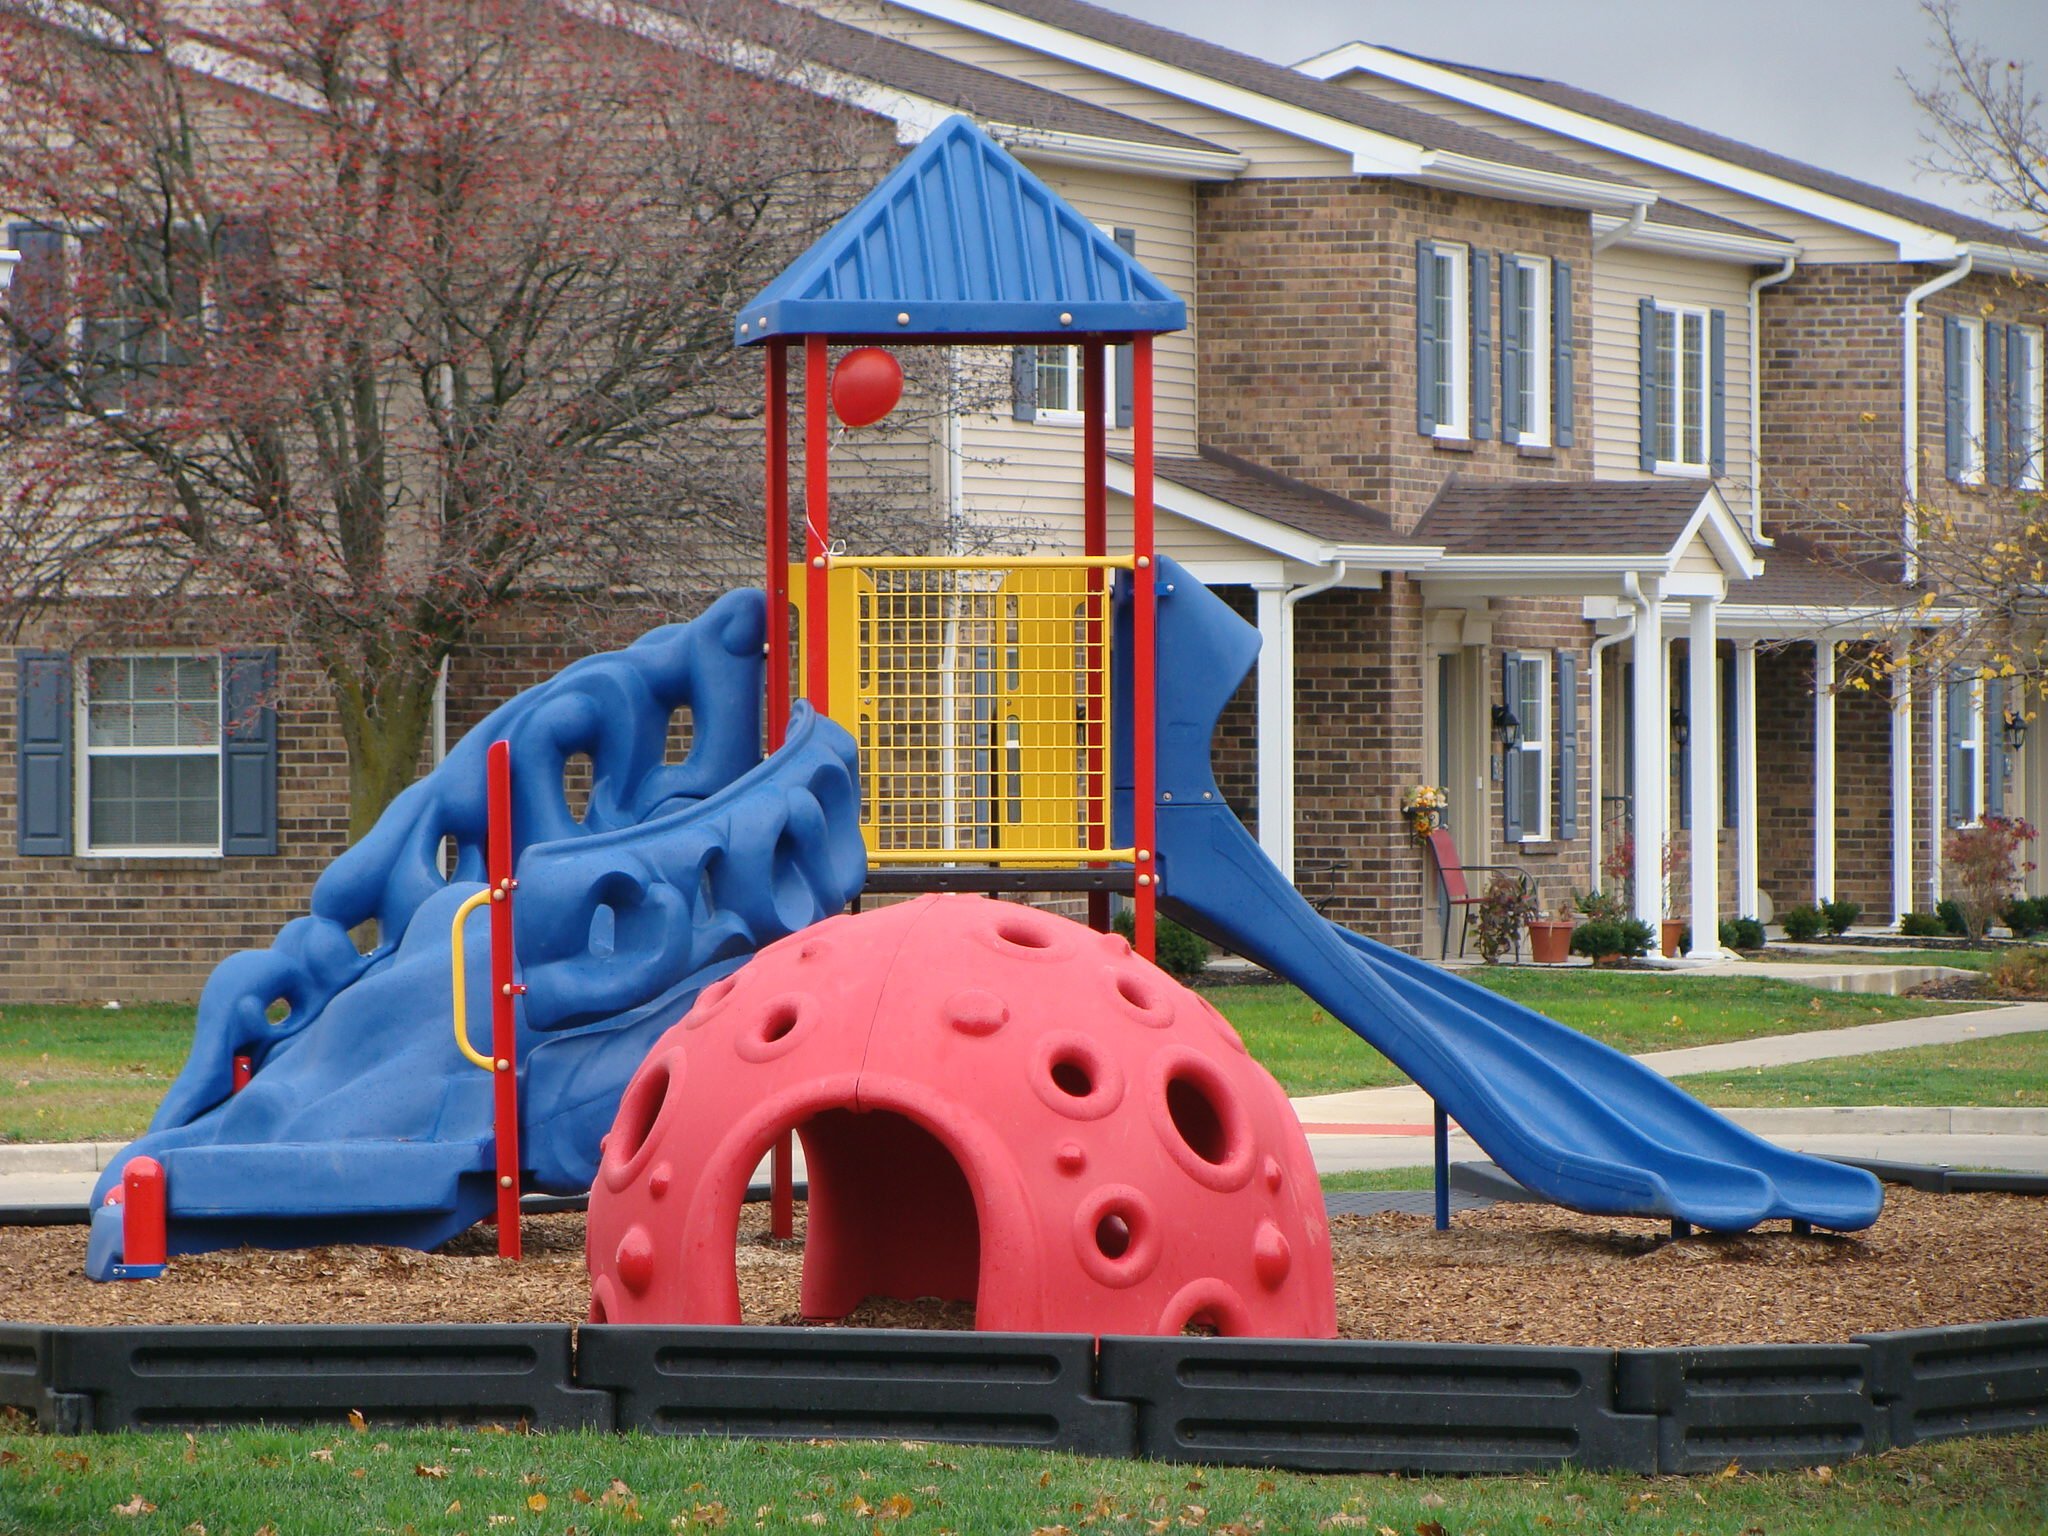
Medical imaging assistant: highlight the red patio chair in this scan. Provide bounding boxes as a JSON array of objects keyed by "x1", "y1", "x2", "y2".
[{"x1": 1423, "y1": 828, "x2": 1532, "y2": 962}]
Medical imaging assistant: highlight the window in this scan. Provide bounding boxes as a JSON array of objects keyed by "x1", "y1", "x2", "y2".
[
  {"x1": 2012, "y1": 325, "x2": 2043, "y2": 491},
  {"x1": 1426, "y1": 242, "x2": 1470, "y2": 439},
  {"x1": 1031, "y1": 344, "x2": 1114, "y2": 423},
  {"x1": 1651, "y1": 303, "x2": 1710, "y2": 472},
  {"x1": 80, "y1": 654, "x2": 222, "y2": 852},
  {"x1": 1949, "y1": 316, "x2": 1986, "y2": 485},
  {"x1": 1505, "y1": 254, "x2": 1551, "y2": 446},
  {"x1": 1945, "y1": 671, "x2": 1984, "y2": 828},
  {"x1": 1506, "y1": 650, "x2": 1550, "y2": 841}
]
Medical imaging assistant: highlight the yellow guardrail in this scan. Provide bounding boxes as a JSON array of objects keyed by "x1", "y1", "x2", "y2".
[{"x1": 450, "y1": 888, "x2": 497, "y2": 1072}]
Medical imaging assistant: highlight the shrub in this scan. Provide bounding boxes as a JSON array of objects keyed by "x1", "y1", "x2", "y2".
[
  {"x1": 1936, "y1": 898, "x2": 1969, "y2": 937},
  {"x1": 1780, "y1": 904, "x2": 1827, "y2": 942},
  {"x1": 1474, "y1": 872, "x2": 1539, "y2": 964},
  {"x1": 1989, "y1": 947, "x2": 2048, "y2": 998},
  {"x1": 1113, "y1": 908, "x2": 1208, "y2": 978},
  {"x1": 1573, "y1": 887, "x2": 1627, "y2": 922},
  {"x1": 1570, "y1": 917, "x2": 1654, "y2": 961},
  {"x1": 2006, "y1": 896, "x2": 2048, "y2": 939},
  {"x1": 1900, "y1": 910, "x2": 1949, "y2": 938},
  {"x1": 1719, "y1": 917, "x2": 1766, "y2": 951},
  {"x1": 1822, "y1": 898, "x2": 1862, "y2": 935},
  {"x1": 1944, "y1": 815, "x2": 2040, "y2": 940}
]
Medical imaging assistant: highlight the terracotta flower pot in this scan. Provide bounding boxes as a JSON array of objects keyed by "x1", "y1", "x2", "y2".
[
  {"x1": 1661, "y1": 919, "x2": 1685, "y2": 958},
  {"x1": 1526, "y1": 918, "x2": 1573, "y2": 965}
]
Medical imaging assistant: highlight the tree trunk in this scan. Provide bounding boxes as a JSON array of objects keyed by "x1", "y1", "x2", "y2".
[{"x1": 330, "y1": 652, "x2": 442, "y2": 845}]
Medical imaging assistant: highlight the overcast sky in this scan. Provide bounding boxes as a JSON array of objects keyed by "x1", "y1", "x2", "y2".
[{"x1": 1093, "y1": 0, "x2": 2046, "y2": 225}]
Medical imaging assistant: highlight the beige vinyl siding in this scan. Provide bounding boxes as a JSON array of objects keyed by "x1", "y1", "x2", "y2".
[
  {"x1": 1674, "y1": 537, "x2": 1725, "y2": 579},
  {"x1": 822, "y1": 0, "x2": 1352, "y2": 177},
  {"x1": 953, "y1": 166, "x2": 1199, "y2": 548},
  {"x1": 1111, "y1": 498, "x2": 1271, "y2": 566},
  {"x1": 1335, "y1": 76, "x2": 1898, "y2": 262},
  {"x1": 1591, "y1": 248, "x2": 1755, "y2": 504}
]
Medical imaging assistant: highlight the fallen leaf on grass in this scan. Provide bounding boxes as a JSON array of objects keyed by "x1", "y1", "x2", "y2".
[
  {"x1": 1416, "y1": 1523, "x2": 1447, "y2": 1536},
  {"x1": 181, "y1": 1524, "x2": 206, "y2": 1536},
  {"x1": 527, "y1": 1492, "x2": 549, "y2": 1512},
  {"x1": 308, "y1": 1448, "x2": 333, "y2": 1464},
  {"x1": 1312, "y1": 1520, "x2": 1371, "y2": 1532},
  {"x1": 445, "y1": 1501, "x2": 462, "y2": 1516},
  {"x1": 1419, "y1": 1495, "x2": 1446, "y2": 1510},
  {"x1": 572, "y1": 1488, "x2": 594, "y2": 1504},
  {"x1": 876, "y1": 1494, "x2": 914, "y2": 1519},
  {"x1": 113, "y1": 1495, "x2": 157, "y2": 1517},
  {"x1": 416, "y1": 1464, "x2": 449, "y2": 1480},
  {"x1": 1255, "y1": 1481, "x2": 1276, "y2": 1495},
  {"x1": 1811, "y1": 1465, "x2": 1835, "y2": 1485}
]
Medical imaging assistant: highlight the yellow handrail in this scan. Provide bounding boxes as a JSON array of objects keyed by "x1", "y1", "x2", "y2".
[
  {"x1": 865, "y1": 847, "x2": 1136, "y2": 865},
  {"x1": 450, "y1": 888, "x2": 496, "y2": 1072},
  {"x1": 823, "y1": 554, "x2": 1134, "y2": 570}
]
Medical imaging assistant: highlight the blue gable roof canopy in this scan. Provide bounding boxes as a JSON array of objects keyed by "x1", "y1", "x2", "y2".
[{"x1": 735, "y1": 114, "x2": 1186, "y2": 346}]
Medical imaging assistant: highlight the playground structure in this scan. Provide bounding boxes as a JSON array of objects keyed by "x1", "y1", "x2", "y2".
[{"x1": 84, "y1": 114, "x2": 1883, "y2": 1312}]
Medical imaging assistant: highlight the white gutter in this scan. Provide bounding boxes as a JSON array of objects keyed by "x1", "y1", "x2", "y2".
[
  {"x1": 1590, "y1": 214, "x2": 1796, "y2": 265},
  {"x1": 1900, "y1": 253, "x2": 1974, "y2": 583},
  {"x1": 1413, "y1": 151, "x2": 1651, "y2": 215},
  {"x1": 1587, "y1": 572, "x2": 1642, "y2": 903},
  {"x1": 1747, "y1": 254, "x2": 1797, "y2": 541},
  {"x1": 999, "y1": 126, "x2": 1248, "y2": 181},
  {"x1": 1591, "y1": 203, "x2": 1645, "y2": 254},
  {"x1": 1271, "y1": 561, "x2": 1349, "y2": 880}
]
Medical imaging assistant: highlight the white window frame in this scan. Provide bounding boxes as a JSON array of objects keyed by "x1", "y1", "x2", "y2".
[
  {"x1": 1948, "y1": 673, "x2": 1985, "y2": 829},
  {"x1": 1031, "y1": 342, "x2": 1115, "y2": 426},
  {"x1": 1957, "y1": 317, "x2": 1986, "y2": 486},
  {"x1": 1511, "y1": 253, "x2": 1551, "y2": 448},
  {"x1": 1652, "y1": 300, "x2": 1712, "y2": 476},
  {"x1": 75, "y1": 650, "x2": 226, "y2": 858},
  {"x1": 2016, "y1": 324, "x2": 2044, "y2": 492},
  {"x1": 1510, "y1": 649, "x2": 1551, "y2": 842},
  {"x1": 1430, "y1": 240, "x2": 1470, "y2": 441}
]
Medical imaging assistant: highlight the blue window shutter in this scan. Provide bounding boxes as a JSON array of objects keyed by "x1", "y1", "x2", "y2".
[
  {"x1": 1469, "y1": 248, "x2": 1492, "y2": 441},
  {"x1": 1010, "y1": 347, "x2": 1037, "y2": 422},
  {"x1": 1555, "y1": 650, "x2": 1578, "y2": 840},
  {"x1": 1638, "y1": 299, "x2": 1659, "y2": 472},
  {"x1": 1113, "y1": 228, "x2": 1136, "y2": 430},
  {"x1": 1988, "y1": 680, "x2": 2007, "y2": 818},
  {"x1": 15, "y1": 649, "x2": 71, "y2": 855},
  {"x1": 2006, "y1": 323, "x2": 2027, "y2": 486},
  {"x1": 1416, "y1": 240, "x2": 1439, "y2": 436},
  {"x1": 221, "y1": 647, "x2": 279, "y2": 856},
  {"x1": 1498, "y1": 255, "x2": 1522, "y2": 444},
  {"x1": 1709, "y1": 308, "x2": 1728, "y2": 477},
  {"x1": 1501, "y1": 653, "x2": 1523, "y2": 843},
  {"x1": 1552, "y1": 260, "x2": 1575, "y2": 447},
  {"x1": 1676, "y1": 660, "x2": 1691, "y2": 830},
  {"x1": 1945, "y1": 316, "x2": 1966, "y2": 480},
  {"x1": 1985, "y1": 322, "x2": 2008, "y2": 486}
]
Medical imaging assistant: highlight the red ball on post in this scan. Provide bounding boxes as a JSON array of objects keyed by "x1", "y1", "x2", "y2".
[{"x1": 830, "y1": 347, "x2": 904, "y2": 427}]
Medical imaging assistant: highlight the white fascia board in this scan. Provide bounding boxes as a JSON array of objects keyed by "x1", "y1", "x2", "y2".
[
  {"x1": 1718, "y1": 602, "x2": 1939, "y2": 639},
  {"x1": 1965, "y1": 241, "x2": 2048, "y2": 283},
  {"x1": 1106, "y1": 458, "x2": 1437, "y2": 569},
  {"x1": 1298, "y1": 43, "x2": 1967, "y2": 259},
  {"x1": 1413, "y1": 151, "x2": 1650, "y2": 215},
  {"x1": 885, "y1": 0, "x2": 1438, "y2": 176},
  {"x1": 999, "y1": 127, "x2": 1249, "y2": 181},
  {"x1": 1591, "y1": 212, "x2": 1800, "y2": 265},
  {"x1": 1675, "y1": 484, "x2": 1766, "y2": 580}
]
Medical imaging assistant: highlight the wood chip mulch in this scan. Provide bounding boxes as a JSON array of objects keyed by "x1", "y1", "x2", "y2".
[{"x1": 2, "y1": 1188, "x2": 2042, "y2": 1346}]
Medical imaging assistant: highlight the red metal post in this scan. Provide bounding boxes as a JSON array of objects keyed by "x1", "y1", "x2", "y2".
[
  {"x1": 486, "y1": 739, "x2": 523, "y2": 1260},
  {"x1": 803, "y1": 334, "x2": 831, "y2": 714},
  {"x1": 766, "y1": 341, "x2": 791, "y2": 752},
  {"x1": 1083, "y1": 343, "x2": 1110, "y2": 934},
  {"x1": 231, "y1": 1054, "x2": 253, "y2": 1092},
  {"x1": 122, "y1": 1156, "x2": 167, "y2": 1270},
  {"x1": 1132, "y1": 336, "x2": 1157, "y2": 963}
]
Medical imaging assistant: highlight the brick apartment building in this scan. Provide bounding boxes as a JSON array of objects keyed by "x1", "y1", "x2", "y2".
[{"x1": 6, "y1": 0, "x2": 2048, "y2": 997}]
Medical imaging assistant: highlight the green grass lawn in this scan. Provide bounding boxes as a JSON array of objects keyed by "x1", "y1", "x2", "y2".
[
  {"x1": 1678, "y1": 1028, "x2": 2048, "y2": 1109},
  {"x1": 0, "y1": 1004, "x2": 194, "y2": 1143},
  {"x1": 1318, "y1": 1164, "x2": 1434, "y2": 1191},
  {"x1": 1202, "y1": 972, "x2": 1965, "y2": 1097},
  {"x1": 1754, "y1": 946, "x2": 1998, "y2": 971},
  {"x1": 2, "y1": 1424, "x2": 2043, "y2": 1536}
]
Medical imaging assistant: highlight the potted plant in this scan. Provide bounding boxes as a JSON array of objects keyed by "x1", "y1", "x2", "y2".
[
  {"x1": 1660, "y1": 837, "x2": 1688, "y2": 957},
  {"x1": 1398, "y1": 783, "x2": 1448, "y2": 841},
  {"x1": 1473, "y1": 872, "x2": 1538, "y2": 964},
  {"x1": 1570, "y1": 917, "x2": 1655, "y2": 965},
  {"x1": 1526, "y1": 901, "x2": 1574, "y2": 965}
]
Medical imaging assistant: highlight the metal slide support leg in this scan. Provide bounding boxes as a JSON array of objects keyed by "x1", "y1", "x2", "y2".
[{"x1": 1433, "y1": 1102, "x2": 1450, "y2": 1231}]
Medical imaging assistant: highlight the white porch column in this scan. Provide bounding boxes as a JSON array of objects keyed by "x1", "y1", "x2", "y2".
[
  {"x1": 1734, "y1": 639, "x2": 1759, "y2": 920},
  {"x1": 1630, "y1": 587, "x2": 1666, "y2": 927},
  {"x1": 1892, "y1": 663, "x2": 1915, "y2": 923},
  {"x1": 1687, "y1": 599, "x2": 1723, "y2": 956},
  {"x1": 1814, "y1": 639, "x2": 1837, "y2": 904},
  {"x1": 1254, "y1": 582, "x2": 1293, "y2": 882}
]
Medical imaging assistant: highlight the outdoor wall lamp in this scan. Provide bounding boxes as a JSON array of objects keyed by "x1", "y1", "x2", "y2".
[
  {"x1": 2004, "y1": 707, "x2": 2028, "y2": 754},
  {"x1": 1491, "y1": 704, "x2": 1522, "y2": 751},
  {"x1": 1670, "y1": 705, "x2": 1691, "y2": 750}
]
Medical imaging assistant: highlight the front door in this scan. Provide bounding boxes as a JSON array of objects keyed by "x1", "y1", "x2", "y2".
[{"x1": 1426, "y1": 648, "x2": 1478, "y2": 959}]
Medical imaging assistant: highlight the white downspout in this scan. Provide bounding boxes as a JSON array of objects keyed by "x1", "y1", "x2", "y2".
[
  {"x1": 1901, "y1": 254, "x2": 1974, "y2": 583},
  {"x1": 1592, "y1": 202, "x2": 1648, "y2": 255},
  {"x1": 1588, "y1": 572, "x2": 1642, "y2": 902},
  {"x1": 1274, "y1": 560, "x2": 1348, "y2": 882},
  {"x1": 1748, "y1": 254, "x2": 1797, "y2": 541}
]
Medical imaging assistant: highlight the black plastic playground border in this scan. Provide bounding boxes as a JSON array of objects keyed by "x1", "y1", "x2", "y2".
[{"x1": 0, "y1": 1164, "x2": 2041, "y2": 1473}]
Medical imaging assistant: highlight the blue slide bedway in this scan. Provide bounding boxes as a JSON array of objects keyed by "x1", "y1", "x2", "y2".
[{"x1": 1122, "y1": 558, "x2": 1883, "y2": 1234}]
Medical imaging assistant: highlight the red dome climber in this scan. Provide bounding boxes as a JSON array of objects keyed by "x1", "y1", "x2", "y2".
[{"x1": 587, "y1": 894, "x2": 1336, "y2": 1338}]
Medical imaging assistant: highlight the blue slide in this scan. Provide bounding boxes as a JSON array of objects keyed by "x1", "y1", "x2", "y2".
[{"x1": 1124, "y1": 559, "x2": 1882, "y2": 1233}]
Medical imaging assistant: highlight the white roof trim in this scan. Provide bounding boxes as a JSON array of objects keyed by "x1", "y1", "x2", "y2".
[
  {"x1": 1296, "y1": 42, "x2": 1980, "y2": 261},
  {"x1": 1591, "y1": 211, "x2": 1799, "y2": 265},
  {"x1": 998, "y1": 125, "x2": 1249, "y2": 181},
  {"x1": 1414, "y1": 150, "x2": 1647, "y2": 214},
  {"x1": 883, "y1": 0, "x2": 1649, "y2": 203},
  {"x1": 1106, "y1": 459, "x2": 1438, "y2": 568}
]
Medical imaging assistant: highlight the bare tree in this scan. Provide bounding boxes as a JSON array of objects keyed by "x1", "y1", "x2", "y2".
[
  {"x1": 0, "y1": 0, "x2": 961, "y2": 837},
  {"x1": 1908, "y1": 0, "x2": 2048, "y2": 236}
]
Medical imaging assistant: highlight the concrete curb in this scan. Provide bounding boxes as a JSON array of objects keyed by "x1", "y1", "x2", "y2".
[{"x1": 0, "y1": 1142, "x2": 126, "y2": 1175}]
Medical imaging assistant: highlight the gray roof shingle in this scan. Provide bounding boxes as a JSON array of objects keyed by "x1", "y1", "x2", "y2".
[
  {"x1": 1412, "y1": 478, "x2": 1715, "y2": 556},
  {"x1": 1128, "y1": 446, "x2": 1416, "y2": 546}
]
